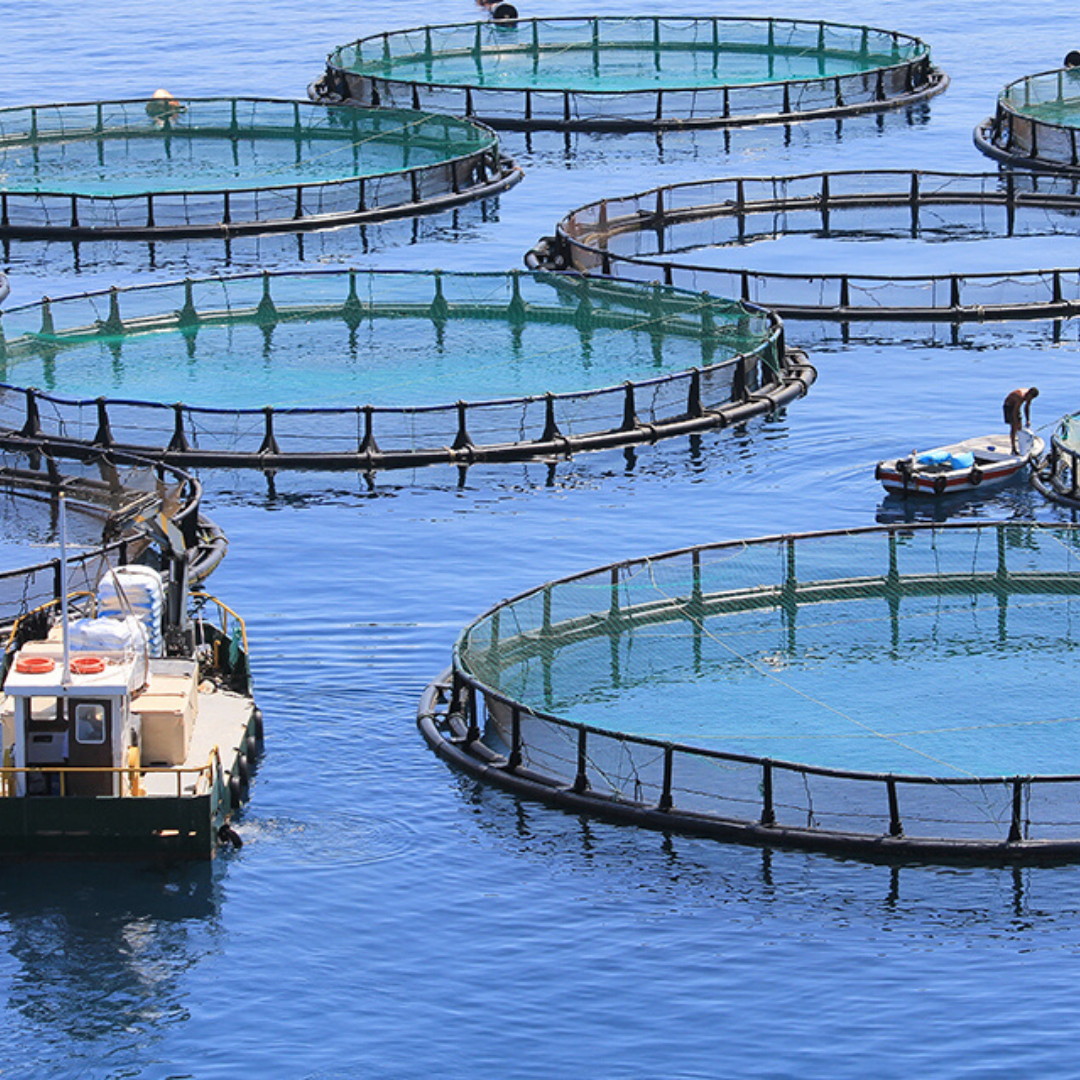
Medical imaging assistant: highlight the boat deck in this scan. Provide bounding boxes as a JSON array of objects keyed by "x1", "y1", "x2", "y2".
[{"x1": 141, "y1": 686, "x2": 253, "y2": 797}]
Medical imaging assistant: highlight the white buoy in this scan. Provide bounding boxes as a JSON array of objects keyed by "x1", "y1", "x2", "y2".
[{"x1": 0, "y1": 271, "x2": 9, "y2": 306}]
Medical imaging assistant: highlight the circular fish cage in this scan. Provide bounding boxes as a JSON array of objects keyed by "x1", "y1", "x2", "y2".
[
  {"x1": 528, "y1": 169, "x2": 1080, "y2": 322},
  {"x1": 0, "y1": 447, "x2": 221, "y2": 635},
  {"x1": 0, "y1": 269, "x2": 814, "y2": 472},
  {"x1": 420, "y1": 522, "x2": 1080, "y2": 865},
  {"x1": 976, "y1": 67, "x2": 1080, "y2": 173},
  {"x1": 314, "y1": 16, "x2": 947, "y2": 132},
  {"x1": 0, "y1": 98, "x2": 521, "y2": 240},
  {"x1": 1033, "y1": 414, "x2": 1080, "y2": 509}
]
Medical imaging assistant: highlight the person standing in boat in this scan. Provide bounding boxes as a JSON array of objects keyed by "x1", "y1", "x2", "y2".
[{"x1": 1003, "y1": 386, "x2": 1038, "y2": 453}]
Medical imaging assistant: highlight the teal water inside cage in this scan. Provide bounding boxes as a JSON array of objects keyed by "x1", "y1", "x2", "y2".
[
  {"x1": 1002, "y1": 70, "x2": 1080, "y2": 128},
  {"x1": 0, "y1": 100, "x2": 495, "y2": 197},
  {"x1": 647, "y1": 232, "x2": 1080, "y2": 277},
  {"x1": 355, "y1": 49, "x2": 901, "y2": 92},
  {"x1": 0, "y1": 271, "x2": 767, "y2": 407},
  {"x1": 460, "y1": 527, "x2": 1080, "y2": 780},
  {"x1": 338, "y1": 18, "x2": 924, "y2": 93}
]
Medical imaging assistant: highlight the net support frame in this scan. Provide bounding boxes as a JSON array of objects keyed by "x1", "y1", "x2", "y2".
[
  {"x1": 0, "y1": 98, "x2": 522, "y2": 240},
  {"x1": 528, "y1": 167, "x2": 1080, "y2": 322},
  {"x1": 314, "y1": 16, "x2": 947, "y2": 132},
  {"x1": 0, "y1": 269, "x2": 815, "y2": 472},
  {"x1": 419, "y1": 522, "x2": 1080, "y2": 865}
]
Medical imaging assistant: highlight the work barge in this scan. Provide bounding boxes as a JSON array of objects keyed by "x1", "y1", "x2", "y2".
[{"x1": 0, "y1": 449, "x2": 261, "y2": 860}]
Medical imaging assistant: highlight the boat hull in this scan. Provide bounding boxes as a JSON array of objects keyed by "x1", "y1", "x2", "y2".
[
  {"x1": 0, "y1": 704, "x2": 257, "y2": 861},
  {"x1": 876, "y1": 434, "x2": 1043, "y2": 497}
]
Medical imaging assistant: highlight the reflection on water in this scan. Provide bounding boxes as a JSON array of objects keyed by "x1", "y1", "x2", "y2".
[
  {"x1": 0, "y1": 863, "x2": 222, "y2": 1045},
  {"x1": 454, "y1": 772, "x2": 1080, "y2": 929}
]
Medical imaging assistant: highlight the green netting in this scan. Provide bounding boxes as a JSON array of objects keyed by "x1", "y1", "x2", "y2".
[
  {"x1": 977, "y1": 69, "x2": 1080, "y2": 172},
  {"x1": 0, "y1": 269, "x2": 808, "y2": 468},
  {"x1": 0, "y1": 98, "x2": 516, "y2": 237},
  {"x1": 1002, "y1": 69, "x2": 1080, "y2": 129},
  {"x1": 320, "y1": 17, "x2": 944, "y2": 131},
  {"x1": 336, "y1": 17, "x2": 922, "y2": 91},
  {"x1": 546, "y1": 169, "x2": 1080, "y2": 320},
  {"x1": 0, "y1": 269, "x2": 769, "y2": 406},
  {"x1": 458, "y1": 524, "x2": 1080, "y2": 781},
  {"x1": 0, "y1": 99, "x2": 494, "y2": 196}
]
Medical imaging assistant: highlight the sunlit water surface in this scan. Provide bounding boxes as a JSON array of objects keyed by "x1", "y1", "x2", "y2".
[{"x1": 4, "y1": 2, "x2": 1080, "y2": 1077}]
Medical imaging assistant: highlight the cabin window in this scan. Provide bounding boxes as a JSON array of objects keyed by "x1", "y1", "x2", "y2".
[{"x1": 74, "y1": 703, "x2": 107, "y2": 745}]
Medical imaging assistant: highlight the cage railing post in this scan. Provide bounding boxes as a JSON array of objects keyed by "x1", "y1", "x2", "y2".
[
  {"x1": 464, "y1": 683, "x2": 480, "y2": 746},
  {"x1": 686, "y1": 368, "x2": 703, "y2": 418},
  {"x1": 573, "y1": 727, "x2": 589, "y2": 793},
  {"x1": 658, "y1": 745, "x2": 674, "y2": 811},
  {"x1": 1008, "y1": 777, "x2": 1025, "y2": 842},
  {"x1": 258, "y1": 406, "x2": 281, "y2": 455},
  {"x1": 359, "y1": 405, "x2": 379, "y2": 455},
  {"x1": 760, "y1": 760, "x2": 776, "y2": 826},
  {"x1": 167, "y1": 403, "x2": 190, "y2": 453},
  {"x1": 20, "y1": 388, "x2": 41, "y2": 439},
  {"x1": 540, "y1": 393, "x2": 561, "y2": 443},
  {"x1": 92, "y1": 398, "x2": 114, "y2": 448},
  {"x1": 452, "y1": 401, "x2": 473, "y2": 451},
  {"x1": 620, "y1": 381, "x2": 638, "y2": 431},
  {"x1": 887, "y1": 778, "x2": 903, "y2": 836},
  {"x1": 508, "y1": 705, "x2": 522, "y2": 771}
]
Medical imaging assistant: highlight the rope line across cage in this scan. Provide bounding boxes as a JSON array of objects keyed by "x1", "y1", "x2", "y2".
[
  {"x1": 420, "y1": 522, "x2": 1080, "y2": 865},
  {"x1": 0, "y1": 268, "x2": 815, "y2": 471}
]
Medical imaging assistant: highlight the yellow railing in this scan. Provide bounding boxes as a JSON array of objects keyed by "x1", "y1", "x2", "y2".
[
  {"x1": 4, "y1": 590, "x2": 95, "y2": 655},
  {"x1": 198, "y1": 593, "x2": 249, "y2": 654},
  {"x1": 0, "y1": 747, "x2": 222, "y2": 798}
]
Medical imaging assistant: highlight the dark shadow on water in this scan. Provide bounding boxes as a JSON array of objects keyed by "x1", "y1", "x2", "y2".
[
  {"x1": 874, "y1": 478, "x2": 1046, "y2": 524},
  {"x1": 0, "y1": 861, "x2": 223, "y2": 1043},
  {"x1": 448, "y1": 771, "x2": 1080, "y2": 933}
]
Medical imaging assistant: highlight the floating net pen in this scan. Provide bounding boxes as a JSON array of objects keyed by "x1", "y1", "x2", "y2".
[
  {"x1": 527, "y1": 168, "x2": 1080, "y2": 322},
  {"x1": 0, "y1": 448, "x2": 215, "y2": 632},
  {"x1": 421, "y1": 522, "x2": 1080, "y2": 865},
  {"x1": 1034, "y1": 414, "x2": 1080, "y2": 509},
  {"x1": 976, "y1": 67, "x2": 1080, "y2": 173},
  {"x1": 0, "y1": 269, "x2": 814, "y2": 471},
  {"x1": 314, "y1": 16, "x2": 947, "y2": 132},
  {"x1": 0, "y1": 98, "x2": 521, "y2": 240}
]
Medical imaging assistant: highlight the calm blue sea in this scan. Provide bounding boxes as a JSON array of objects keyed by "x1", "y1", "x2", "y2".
[{"x1": 5, "y1": 2, "x2": 1080, "y2": 1077}]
